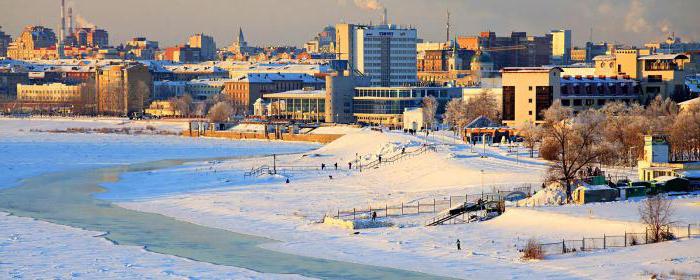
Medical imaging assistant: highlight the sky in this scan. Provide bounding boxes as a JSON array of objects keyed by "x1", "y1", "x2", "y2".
[{"x1": 1, "y1": 0, "x2": 698, "y2": 49}]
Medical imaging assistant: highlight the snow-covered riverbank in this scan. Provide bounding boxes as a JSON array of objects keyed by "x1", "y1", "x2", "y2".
[{"x1": 116, "y1": 127, "x2": 700, "y2": 279}]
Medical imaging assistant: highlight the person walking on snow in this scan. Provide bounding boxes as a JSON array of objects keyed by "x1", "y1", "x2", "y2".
[
  {"x1": 348, "y1": 162, "x2": 352, "y2": 170},
  {"x1": 456, "y1": 239, "x2": 461, "y2": 250},
  {"x1": 321, "y1": 163, "x2": 325, "y2": 170},
  {"x1": 334, "y1": 162, "x2": 338, "y2": 170},
  {"x1": 378, "y1": 155, "x2": 382, "y2": 163},
  {"x1": 371, "y1": 211, "x2": 377, "y2": 221}
]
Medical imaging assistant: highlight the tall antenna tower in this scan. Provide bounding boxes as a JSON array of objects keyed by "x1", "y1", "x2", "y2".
[
  {"x1": 382, "y1": 8, "x2": 388, "y2": 25},
  {"x1": 58, "y1": 0, "x2": 65, "y2": 58}
]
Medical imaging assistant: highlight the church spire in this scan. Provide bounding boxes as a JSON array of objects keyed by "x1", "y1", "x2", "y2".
[{"x1": 238, "y1": 27, "x2": 245, "y2": 44}]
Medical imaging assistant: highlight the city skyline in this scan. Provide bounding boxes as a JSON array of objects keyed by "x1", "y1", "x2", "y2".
[{"x1": 1, "y1": 0, "x2": 699, "y2": 48}]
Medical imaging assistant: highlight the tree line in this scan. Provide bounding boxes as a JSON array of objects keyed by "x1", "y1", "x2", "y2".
[{"x1": 523, "y1": 96, "x2": 700, "y2": 197}]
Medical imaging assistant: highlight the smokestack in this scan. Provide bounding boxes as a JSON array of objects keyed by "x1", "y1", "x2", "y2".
[
  {"x1": 446, "y1": 10, "x2": 450, "y2": 42},
  {"x1": 60, "y1": 0, "x2": 65, "y2": 42},
  {"x1": 68, "y1": 7, "x2": 73, "y2": 35},
  {"x1": 382, "y1": 7, "x2": 387, "y2": 25}
]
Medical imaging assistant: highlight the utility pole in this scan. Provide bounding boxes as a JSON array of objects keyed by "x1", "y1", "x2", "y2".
[{"x1": 273, "y1": 154, "x2": 277, "y2": 174}]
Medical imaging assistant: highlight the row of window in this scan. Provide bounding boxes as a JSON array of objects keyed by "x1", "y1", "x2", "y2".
[
  {"x1": 355, "y1": 89, "x2": 450, "y2": 98},
  {"x1": 561, "y1": 98, "x2": 635, "y2": 107},
  {"x1": 364, "y1": 37, "x2": 415, "y2": 42},
  {"x1": 560, "y1": 84, "x2": 639, "y2": 95},
  {"x1": 363, "y1": 62, "x2": 416, "y2": 68}
]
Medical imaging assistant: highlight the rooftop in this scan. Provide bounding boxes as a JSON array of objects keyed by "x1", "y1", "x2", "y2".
[
  {"x1": 639, "y1": 54, "x2": 689, "y2": 60},
  {"x1": 501, "y1": 67, "x2": 562, "y2": 73},
  {"x1": 262, "y1": 89, "x2": 325, "y2": 99}
]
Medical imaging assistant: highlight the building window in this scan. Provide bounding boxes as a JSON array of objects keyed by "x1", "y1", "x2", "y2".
[
  {"x1": 535, "y1": 86, "x2": 552, "y2": 121},
  {"x1": 528, "y1": 111, "x2": 532, "y2": 116},
  {"x1": 528, "y1": 86, "x2": 533, "y2": 91},
  {"x1": 561, "y1": 99, "x2": 571, "y2": 106},
  {"x1": 573, "y1": 99, "x2": 582, "y2": 106},
  {"x1": 502, "y1": 86, "x2": 515, "y2": 121},
  {"x1": 528, "y1": 98, "x2": 532, "y2": 103}
]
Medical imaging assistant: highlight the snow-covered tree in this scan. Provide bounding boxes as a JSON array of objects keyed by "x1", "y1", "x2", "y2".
[
  {"x1": 422, "y1": 96, "x2": 438, "y2": 130},
  {"x1": 208, "y1": 101, "x2": 233, "y2": 122},
  {"x1": 517, "y1": 121, "x2": 541, "y2": 158}
]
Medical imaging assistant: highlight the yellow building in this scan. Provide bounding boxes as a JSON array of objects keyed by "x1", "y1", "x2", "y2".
[
  {"x1": 17, "y1": 83, "x2": 86, "y2": 103},
  {"x1": 7, "y1": 26, "x2": 59, "y2": 60},
  {"x1": 145, "y1": 100, "x2": 181, "y2": 117},
  {"x1": 593, "y1": 50, "x2": 694, "y2": 102},
  {"x1": 639, "y1": 54, "x2": 692, "y2": 101},
  {"x1": 96, "y1": 63, "x2": 152, "y2": 116},
  {"x1": 501, "y1": 67, "x2": 561, "y2": 127}
]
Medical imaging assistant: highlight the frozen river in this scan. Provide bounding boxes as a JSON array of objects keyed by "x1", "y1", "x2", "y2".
[{"x1": 0, "y1": 119, "x2": 452, "y2": 279}]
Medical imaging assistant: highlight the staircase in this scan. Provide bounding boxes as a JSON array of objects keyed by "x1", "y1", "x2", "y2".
[{"x1": 362, "y1": 144, "x2": 437, "y2": 170}]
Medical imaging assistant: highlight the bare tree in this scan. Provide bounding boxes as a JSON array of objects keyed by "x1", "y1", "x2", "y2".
[
  {"x1": 465, "y1": 89, "x2": 500, "y2": 122},
  {"x1": 669, "y1": 103, "x2": 700, "y2": 161},
  {"x1": 422, "y1": 95, "x2": 438, "y2": 130},
  {"x1": 518, "y1": 121, "x2": 541, "y2": 158},
  {"x1": 443, "y1": 98, "x2": 469, "y2": 132},
  {"x1": 600, "y1": 102, "x2": 646, "y2": 166},
  {"x1": 170, "y1": 94, "x2": 193, "y2": 117},
  {"x1": 644, "y1": 95, "x2": 678, "y2": 134},
  {"x1": 639, "y1": 195, "x2": 675, "y2": 243},
  {"x1": 540, "y1": 102, "x2": 612, "y2": 199},
  {"x1": 208, "y1": 101, "x2": 233, "y2": 122}
]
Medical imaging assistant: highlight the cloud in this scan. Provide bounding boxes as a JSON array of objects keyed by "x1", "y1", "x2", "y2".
[
  {"x1": 624, "y1": 0, "x2": 651, "y2": 33},
  {"x1": 353, "y1": 0, "x2": 383, "y2": 11}
]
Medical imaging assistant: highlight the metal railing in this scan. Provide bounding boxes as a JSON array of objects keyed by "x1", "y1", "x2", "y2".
[{"x1": 525, "y1": 224, "x2": 700, "y2": 256}]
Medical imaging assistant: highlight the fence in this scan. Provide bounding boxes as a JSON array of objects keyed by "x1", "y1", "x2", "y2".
[
  {"x1": 333, "y1": 185, "x2": 532, "y2": 222},
  {"x1": 529, "y1": 223, "x2": 700, "y2": 256},
  {"x1": 244, "y1": 164, "x2": 343, "y2": 177},
  {"x1": 360, "y1": 144, "x2": 437, "y2": 170},
  {"x1": 245, "y1": 144, "x2": 436, "y2": 177}
]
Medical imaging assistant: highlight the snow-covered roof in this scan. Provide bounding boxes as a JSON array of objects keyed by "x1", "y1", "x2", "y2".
[
  {"x1": 654, "y1": 176, "x2": 687, "y2": 182},
  {"x1": 232, "y1": 73, "x2": 323, "y2": 84},
  {"x1": 639, "y1": 54, "x2": 689, "y2": 60},
  {"x1": 501, "y1": 67, "x2": 562, "y2": 73},
  {"x1": 678, "y1": 170, "x2": 700, "y2": 179},
  {"x1": 188, "y1": 78, "x2": 232, "y2": 87},
  {"x1": 560, "y1": 76, "x2": 637, "y2": 85},
  {"x1": 262, "y1": 89, "x2": 325, "y2": 99},
  {"x1": 575, "y1": 184, "x2": 613, "y2": 191},
  {"x1": 464, "y1": 116, "x2": 501, "y2": 129},
  {"x1": 592, "y1": 55, "x2": 615, "y2": 61}
]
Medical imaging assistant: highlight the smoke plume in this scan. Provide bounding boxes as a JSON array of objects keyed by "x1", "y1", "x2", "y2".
[
  {"x1": 624, "y1": 0, "x2": 651, "y2": 33},
  {"x1": 75, "y1": 14, "x2": 96, "y2": 29},
  {"x1": 353, "y1": 0, "x2": 383, "y2": 10}
]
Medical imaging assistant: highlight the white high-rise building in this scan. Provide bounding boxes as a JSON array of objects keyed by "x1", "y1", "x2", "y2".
[
  {"x1": 336, "y1": 23, "x2": 417, "y2": 87},
  {"x1": 551, "y1": 29, "x2": 572, "y2": 65}
]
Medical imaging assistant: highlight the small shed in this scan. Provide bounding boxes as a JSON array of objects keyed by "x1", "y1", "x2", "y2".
[
  {"x1": 617, "y1": 186, "x2": 647, "y2": 200},
  {"x1": 572, "y1": 184, "x2": 619, "y2": 204},
  {"x1": 654, "y1": 176, "x2": 691, "y2": 192}
]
